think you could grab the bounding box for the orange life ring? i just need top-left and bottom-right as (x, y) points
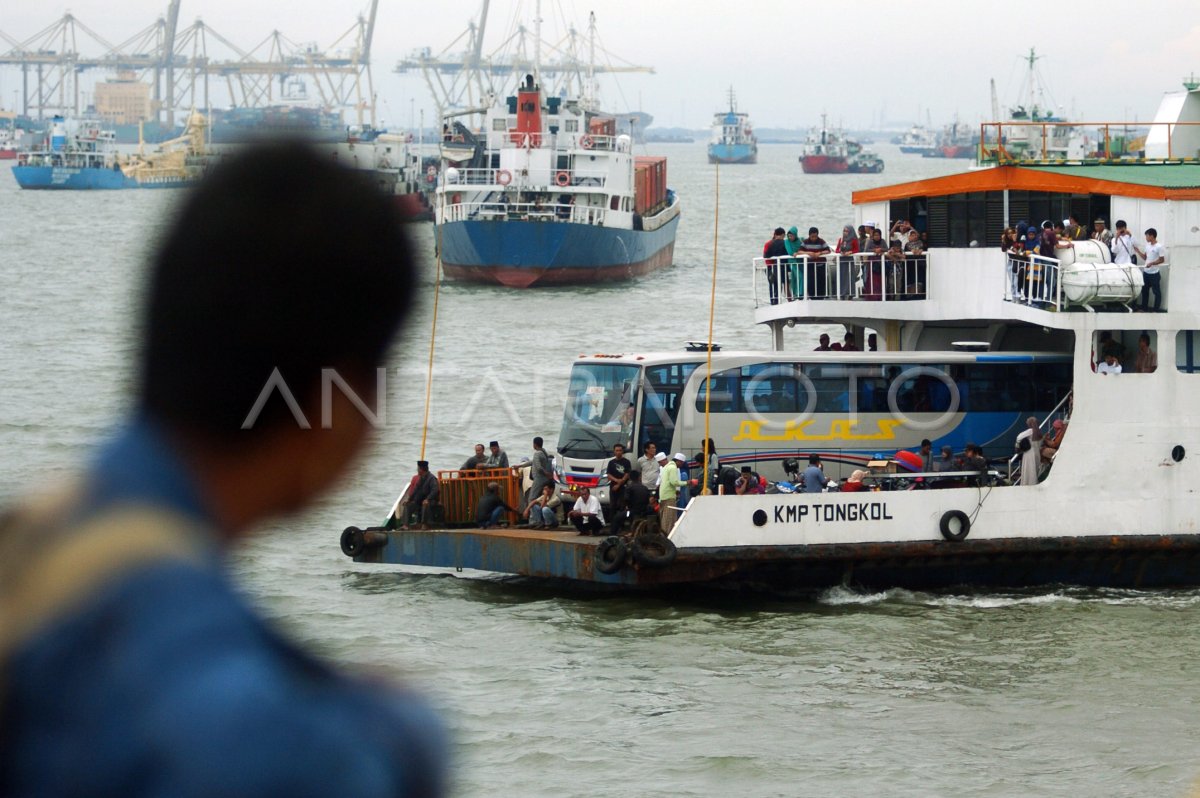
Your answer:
(555, 171), (570, 187)
(451, 193), (462, 204)
(580, 134), (593, 149)
(496, 169), (512, 186)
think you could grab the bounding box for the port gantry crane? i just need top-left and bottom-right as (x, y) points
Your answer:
(395, 0), (654, 124)
(0, 0), (381, 128)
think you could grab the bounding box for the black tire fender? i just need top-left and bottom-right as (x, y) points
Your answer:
(340, 526), (365, 557)
(630, 532), (678, 567)
(939, 510), (971, 542)
(595, 536), (627, 574)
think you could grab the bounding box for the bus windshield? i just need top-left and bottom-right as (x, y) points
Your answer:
(557, 362), (641, 460)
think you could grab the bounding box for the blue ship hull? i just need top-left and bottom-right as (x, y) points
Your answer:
(439, 209), (680, 287)
(707, 143), (757, 164)
(11, 165), (187, 190)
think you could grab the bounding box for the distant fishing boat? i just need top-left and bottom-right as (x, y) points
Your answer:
(434, 74), (681, 287)
(707, 88), (757, 164)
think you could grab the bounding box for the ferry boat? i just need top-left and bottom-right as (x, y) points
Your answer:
(434, 74), (681, 287)
(341, 80), (1200, 593)
(707, 88), (757, 164)
(799, 116), (884, 174)
(12, 113), (212, 190)
(925, 121), (977, 159)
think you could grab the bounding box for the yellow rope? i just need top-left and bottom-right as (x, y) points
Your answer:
(702, 163), (719, 494)
(419, 195), (444, 460)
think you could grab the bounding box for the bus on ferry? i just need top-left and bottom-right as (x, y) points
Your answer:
(554, 350), (1072, 503)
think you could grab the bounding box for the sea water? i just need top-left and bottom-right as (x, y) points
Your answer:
(2, 144), (1199, 797)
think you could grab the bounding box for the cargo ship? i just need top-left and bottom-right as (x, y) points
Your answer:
(799, 116), (884, 174)
(706, 88), (757, 164)
(12, 113), (212, 190)
(434, 74), (681, 287)
(320, 130), (433, 221)
(341, 79), (1200, 593)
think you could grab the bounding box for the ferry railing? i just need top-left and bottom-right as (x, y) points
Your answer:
(1003, 252), (1062, 310)
(751, 253), (929, 308)
(441, 199), (606, 226)
(979, 120), (1200, 164)
(434, 467), (524, 527)
(443, 166), (608, 189)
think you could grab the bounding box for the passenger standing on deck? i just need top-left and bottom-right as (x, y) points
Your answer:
(1015, 417), (1043, 485)
(919, 439), (934, 472)
(605, 443), (633, 534)
(1111, 220), (1135, 264)
(1134, 228), (1167, 312)
(529, 436), (553, 501)
(0, 142), (445, 797)
(814, 333), (832, 351)
(1065, 214), (1088, 241)
(700, 439), (720, 494)
(401, 460), (440, 529)
(762, 227), (788, 305)
(638, 441), (661, 489)
(568, 487), (606, 535)
(834, 224), (859, 298)
(1097, 352), (1123, 375)
(784, 225), (805, 300)
(801, 227), (832, 298)
(486, 440), (509, 468)
(1135, 334), (1158, 373)
(841, 331), (859, 351)
(802, 454), (830, 493)
(1091, 218), (1113, 247)
(659, 453), (684, 532)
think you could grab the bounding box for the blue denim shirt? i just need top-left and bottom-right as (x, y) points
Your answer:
(1, 419), (446, 797)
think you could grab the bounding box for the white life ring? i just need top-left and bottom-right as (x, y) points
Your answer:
(496, 169), (512, 186)
(580, 134), (594, 150)
(555, 171), (570, 187)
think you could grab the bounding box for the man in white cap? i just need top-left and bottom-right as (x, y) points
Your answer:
(658, 453), (685, 533)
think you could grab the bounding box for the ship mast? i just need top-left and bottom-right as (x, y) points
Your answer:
(533, 0), (542, 88)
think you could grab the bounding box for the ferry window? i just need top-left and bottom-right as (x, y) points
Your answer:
(695, 371), (738, 413)
(639, 363), (699, 452)
(564, 119), (578, 133)
(1176, 332), (1199, 373)
(491, 118), (507, 131)
(804, 364), (851, 412)
(741, 364), (800, 414)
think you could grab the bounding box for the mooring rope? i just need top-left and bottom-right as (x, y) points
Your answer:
(419, 194), (444, 460)
(702, 163), (719, 494)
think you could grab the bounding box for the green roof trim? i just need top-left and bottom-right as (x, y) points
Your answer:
(1025, 164), (1200, 189)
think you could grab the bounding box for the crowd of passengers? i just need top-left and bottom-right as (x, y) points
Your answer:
(397, 422), (1071, 537)
(1001, 215), (1168, 311)
(761, 220), (928, 304)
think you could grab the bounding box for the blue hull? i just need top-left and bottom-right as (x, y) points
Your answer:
(439, 211), (680, 287)
(11, 165), (187, 190)
(707, 143), (757, 164)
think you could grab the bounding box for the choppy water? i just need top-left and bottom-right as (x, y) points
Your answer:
(4, 143), (1200, 797)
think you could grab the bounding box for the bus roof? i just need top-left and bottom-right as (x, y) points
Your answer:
(573, 350), (1071, 366)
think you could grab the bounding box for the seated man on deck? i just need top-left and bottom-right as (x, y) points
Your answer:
(399, 460), (440, 529)
(523, 483), (560, 529)
(567, 486), (606, 536)
(475, 481), (516, 529)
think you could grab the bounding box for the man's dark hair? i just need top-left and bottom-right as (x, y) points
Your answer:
(533, 436), (544, 448)
(808, 454), (820, 464)
(773, 226), (786, 236)
(921, 439), (931, 448)
(138, 141), (414, 439)
(1146, 227), (1157, 237)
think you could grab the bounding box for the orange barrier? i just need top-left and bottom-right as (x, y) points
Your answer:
(437, 468), (524, 526)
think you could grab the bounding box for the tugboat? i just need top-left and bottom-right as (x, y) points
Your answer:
(434, 74), (681, 287)
(342, 80), (1200, 594)
(706, 88), (757, 164)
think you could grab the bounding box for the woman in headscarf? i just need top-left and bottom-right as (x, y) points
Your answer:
(834, 224), (860, 298)
(784, 226), (804, 300)
(1014, 416), (1043, 485)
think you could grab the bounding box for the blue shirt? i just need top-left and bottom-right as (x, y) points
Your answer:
(802, 465), (828, 493)
(1, 419), (446, 797)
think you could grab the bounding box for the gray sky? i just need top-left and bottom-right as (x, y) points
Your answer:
(2, 0), (1198, 129)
